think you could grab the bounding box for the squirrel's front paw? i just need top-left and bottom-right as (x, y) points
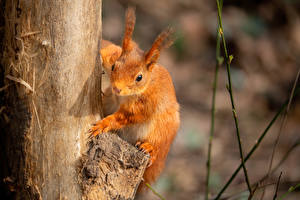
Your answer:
(135, 141), (156, 167)
(89, 120), (111, 137)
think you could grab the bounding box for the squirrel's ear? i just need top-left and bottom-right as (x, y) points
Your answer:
(145, 27), (174, 70)
(122, 7), (136, 54)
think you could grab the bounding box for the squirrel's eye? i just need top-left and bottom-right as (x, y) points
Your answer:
(136, 74), (143, 82)
(111, 64), (115, 71)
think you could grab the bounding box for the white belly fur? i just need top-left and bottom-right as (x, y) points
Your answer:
(103, 92), (152, 145)
(117, 120), (152, 145)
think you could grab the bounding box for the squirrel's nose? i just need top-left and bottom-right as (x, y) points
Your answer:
(113, 86), (121, 94)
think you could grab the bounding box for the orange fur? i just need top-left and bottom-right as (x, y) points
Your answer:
(122, 7), (136, 54)
(100, 40), (122, 73)
(145, 27), (174, 66)
(92, 7), (180, 192)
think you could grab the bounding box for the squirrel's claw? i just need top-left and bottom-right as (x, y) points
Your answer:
(88, 128), (100, 138)
(136, 141), (154, 154)
(88, 122), (103, 137)
(89, 120), (111, 138)
(135, 141), (142, 148)
(89, 126), (103, 137)
(88, 132), (95, 139)
(135, 141), (156, 167)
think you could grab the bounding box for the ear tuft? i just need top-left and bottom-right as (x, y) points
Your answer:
(122, 7), (136, 54)
(145, 27), (174, 67)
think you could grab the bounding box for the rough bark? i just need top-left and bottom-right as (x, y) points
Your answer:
(81, 134), (149, 200)
(1, 0), (149, 199)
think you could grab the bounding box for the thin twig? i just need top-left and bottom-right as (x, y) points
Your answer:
(248, 184), (259, 200)
(229, 138), (300, 198)
(205, 1), (223, 199)
(6, 74), (34, 92)
(217, 182), (274, 200)
(251, 138), (300, 189)
(273, 172), (282, 200)
(270, 139), (300, 174)
(145, 183), (166, 200)
(213, 87), (300, 200)
(261, 68), (300, 200)
(216, 0), (252, 195)
(278, 183), (300, 200)
(20, 31), (41, 37)
(37, 53), (49, 89)
(248, 184), (258, 200)
(216, 180), (300, 200)
(32, 100), (43, 135)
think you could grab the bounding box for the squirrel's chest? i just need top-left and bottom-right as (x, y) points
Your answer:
(117, 121), (152, 145)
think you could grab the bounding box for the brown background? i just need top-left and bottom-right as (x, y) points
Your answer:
(102, 0), (300, 199)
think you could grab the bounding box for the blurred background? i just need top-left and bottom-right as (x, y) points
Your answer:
(103, 0), (300, 199)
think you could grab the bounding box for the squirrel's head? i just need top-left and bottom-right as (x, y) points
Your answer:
(110, 7), (173, 96)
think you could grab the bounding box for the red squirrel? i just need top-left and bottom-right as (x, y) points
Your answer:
(90, 7), (180, 191)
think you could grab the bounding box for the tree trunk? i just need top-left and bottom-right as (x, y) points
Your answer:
(0, 1), (149, 199)
(2, 0), (103, 199)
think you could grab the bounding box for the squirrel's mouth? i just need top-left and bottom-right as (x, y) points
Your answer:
(112, 88), (129, 96)
(112, 86), (121, 94)
(111, 84), (146, 97)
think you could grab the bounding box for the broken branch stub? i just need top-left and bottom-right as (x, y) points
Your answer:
(81, 133), (149, 200)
